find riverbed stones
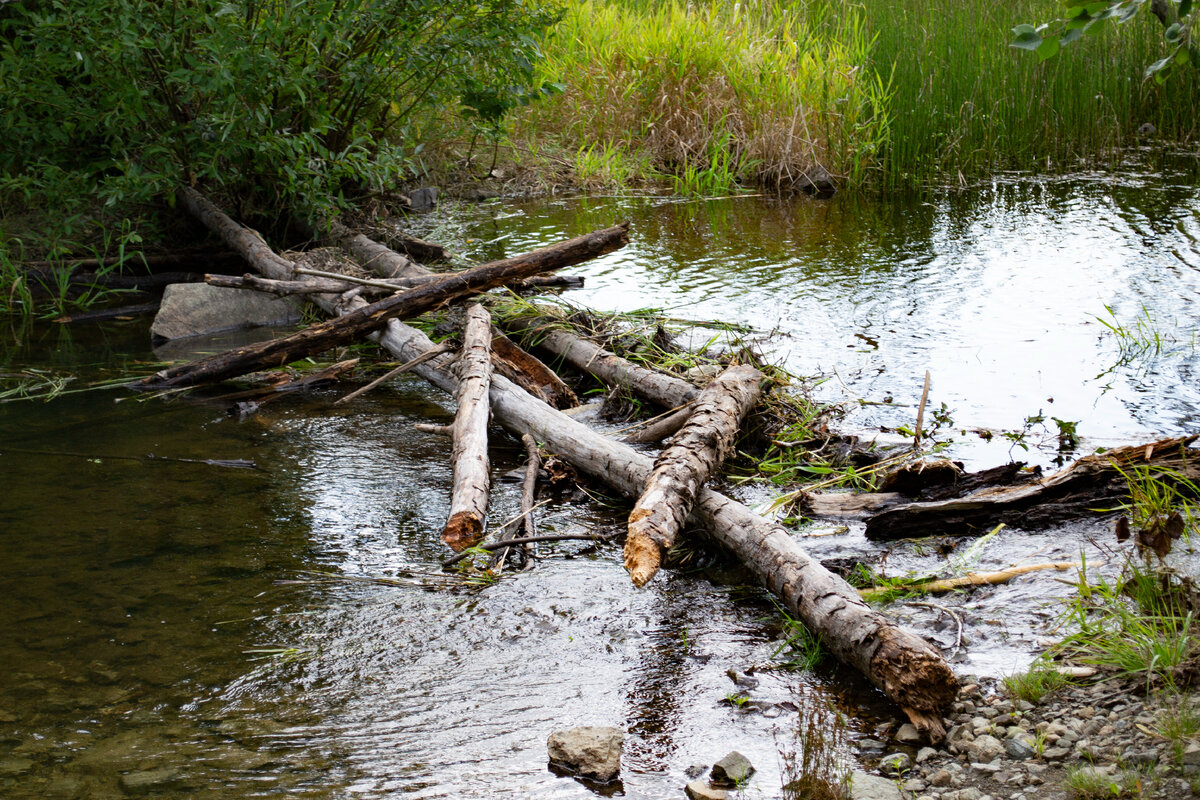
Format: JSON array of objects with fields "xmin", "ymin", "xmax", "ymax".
[
  {"xmin": 546, "ymin": 726, "xmax": 624, "ymax": 782},
  {"xmin": 684, "ymin": 779, "xmax": 728, "ymax": 800},
  {"xmin": 709, "ymin": 750, "xmax": 754, "ymax": 787},
  {"xmin": 118, "ymin": 767, "xmax": 183, "ymax": 794},
  {"xmin": 895, "ymin": 723, "xmax": 923, "ymax": 744},
  {"xmin": 150, "ymin": 284, "xmax": 302, "ymax": 341},
  {"xmin": 849, "ymin": 770, "xmax": 903, "ymax": 800},
  {"xmin": 878, "ymin": 752, "xmax": 910, "ymax": 777}
]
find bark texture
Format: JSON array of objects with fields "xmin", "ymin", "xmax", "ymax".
[
  {"xmin": 625, "ymin": 365, "xmax": 762, "ymax": 587},
  {"xmin": 443, "ymin": 305, "xmax": 494, "ymax": 551},
  {"xmin": 624, "ymin": 404, "xmax": 693, "ymax": 444},
  {"xmin": 490, "ymin": 332, "xmax": 578, "ymax": 410}
]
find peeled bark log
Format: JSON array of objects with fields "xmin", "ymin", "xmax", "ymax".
[
  {"xmin": 625, "ymin": 365, "xmax": 762, "ymax": 586},
  {"xmin": 322, "ymin": 219, "xmax": 424, "ymax": 278},
  {"xmin": 137, "ymin": 220, "xmax": 629, "ymax": 391},
  {"xmin": 864, "ymin": 436, "xmax": 1199, "ymax": 540},
  {"xmin": 178, "ymin": 187, "xmax": 296, "ymax": 279},
  {"xmin": 444, "ymin": 305, "xmax": 494, "ymax": 552},
  {"xmin": 500, "ymin": 315, "xmax": 700, "ymax": 409},
  {"xmin": 369, "ymin": 319, "xmax": 956, "ymax": 741}
]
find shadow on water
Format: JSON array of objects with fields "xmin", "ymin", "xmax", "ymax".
[{"xmin": 3, "ymin": 170, "xmax": 1200, "ymax": 797}]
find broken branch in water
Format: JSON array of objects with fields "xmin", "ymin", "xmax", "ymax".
[
  {"xmin": 441, "ymin": 530, "xmax": 615, "ymax": 570},
  {"xmin": 334, "ymin": 342, "xmax": 456, "ymax": 406},
  {"xmin": 0, "ymin": 448, "xmax": 258, "ymax": 469},
  {"xmin": 858, "ymin": 561, "xmax": 1095, "ymax": 601}
]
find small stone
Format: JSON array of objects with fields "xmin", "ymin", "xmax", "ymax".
[
  {"xmin": 1016, "ymin": 700, "xmax": 1035, "ymax": 712},
  {"xmin": 848, "ymin": 770, "xmax": 903, "ymax": 800},
  {"xmin": 118, "ymin": 768, "xmax": 182, "ymax": 794},
  {"xmin": 968, "ymin": 735, "xmax": 1004, "ymax": 763},
  {"xmin": 1041, "ymin": 745, "xmax": 1070, "ymax": 762},
  {"xmin": 929, "ymin": 768, "xmax": 952, "ymax": 787},
  {"xmin": 896, "ymin": 723, "xmax": 923, "ymax": 745},
  {"xmin": 916, "ymin": 747, "xmax": 937, "ymax": 764},
  {"xmin": 971, "ymin": 759, "xmax": 1001, "ymax": 776},
  {"xmin": 1181, "ymin": 742, "xmax": 1200, "ymax": 767},
  {"xmin": 902, "ymin": 778, "xmax": 928, "ymax": 792},
  {"xmin": 407, "ymin": 187, "xmax": 438, "ymax": 212},
  {"xmin": 685, "ymin": 779, "xmax": 728, "ymax": 800},
  {"xmin": 878, "ymin": 752, "xmax": 910, "ymax": 777},
  {"xmin": 725, "ymin": 670, "xmax": 760, "ymax": 690},
  {"xmin": 856, "ymin": 737, "xmax": 886, "ymax": 755},
  {"xmin": 710, "ymin": 751, "xmax": 754, "ymax": 788},
  {"xmin": 547, "ymin": 726, "xmax": 624, "ymax": 782},
  {"xmin": 1005, "ymin": 736, "xmax": 1036, "ymax": 760},
  {"xmin": 1122, "ymin": 748, "xmax": 1157, "ymax": 766},
  {"xmin": 684, "ymin": 764, "xmax": 707, "ymax": 779}
]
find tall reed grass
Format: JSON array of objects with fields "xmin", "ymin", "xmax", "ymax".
[
  {"xmin": 860, "ymin": 0, "xmax": 1200, "ymax": 187},
  {"xmin": 515, "ymin": 0, "xmax": 889, "ymax": 194},
  {"xmin": 514, "ymin": 0, "xmax": 1198, "ymax": 193}
]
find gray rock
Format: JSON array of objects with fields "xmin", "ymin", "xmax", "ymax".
[
  {"xmin": 1004, "ymin": 736, "xmax": 1036, "ymax": 760},
  {"xmin": 407, "ymin": 187, "xmax": 438, "ymax": 212},
  {"xmin": 878, "ymin": 752, "xmax": 910, "ymax": 777},
  {"xmin": 684, "ymin": 764, "xmax": 708, "ymax": 779},
  {"xmin": 150, "ymin": 284, "xmax": 301, "ymax": 341},
  {"xmin": 1041, "ymin": 745, "xmax": 1070, "ymax": 762},
  {"xmin": 929, "ymin": 768, "xmax": 952, "ymax": 787},
  {"xmin": 849, "ymin": 770, "xmax": 903, "ymax": 800},
  {"xmin": 685, "ymin": 779, "xmax": 728, "ymax": 800},
  {"xmin": 916, "ymin": 746, "xmax": 938, "ymax": 764},
  {"xmin": 895, "ymin": 723, "xmax": 923, "ymax": 744},
  {"xmin": 710, "ymin": 751, "xmax": 754, "ymax": 787},
  {"xmin": 0, "ymin": 756, "xmax": 34, "ymax": 776},
  {"xmin": 118, "ymin": 768, "xmax": 182, "ymax": 794},
  {"xmin": 1182, "ymin": 742, "xmax": 1200, "ymax": 767},
  {"xmin": 547, "ymin": 726, "xmax": 624, "ymax": 782},
  {"xmin": 968, "ymin": 734, "xmax": 1004, "ymax": 763}
]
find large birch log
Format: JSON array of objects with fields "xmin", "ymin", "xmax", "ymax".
[
  {"xmin": 500, "ymin": 314, "xmax": 701, "ymax": 409},
  {"xmin": 443, "ymin": 305, "xmax": 494, "ymax": 551},
  {"xmin": 625, "ymin": 365, "xmax": 762, "ymax": 586},
  {"xmin": 369, "ymin": 319, "xmax": 957, "ymax": 741},
  {"xmin": 137, "ymin": 223, "xmax": 629, "ymax": 391},
  {"xmin": 862, "ymin": 436, "xmax": 1199, "ymax": 540}
]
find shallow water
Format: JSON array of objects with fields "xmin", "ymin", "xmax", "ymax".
[{"xmin": 4, "ymin": 171, "xmax": 1200, "ymax": 797}]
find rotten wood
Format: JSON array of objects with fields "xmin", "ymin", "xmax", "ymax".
[
  {"xmin": 137, "ymin": 212, "xmax": 629, "ymax": 391},
  {"xmin": 367, "ymin": 317, "xmax": 957, "ymax": 741},
  {"xmin": 500, "ymin": 314, "xmax": 701, "ymax": 410},
  {"xmin": 380, "ymin": 228, "xmax": 446, "ymax": 262},
  {"xmin": 443, "ymin": 304, "xmax": 494, "ymax": 552},
  {"xmin": 333, "ymin": 342, "xmax": 456, "ymax": 406},
  {"xmin": 863, "ymin": 436, "xmax": 1200, "ymax": 540},
  {"xmin": 207, "ymin": 359, "xmax": 360, "ymax": 405},
  {"xmin": 625, "ymin": 364, "xmax": 762, "ymax": 587},
  {"xmin": 490, "ymin": 331, "xmax": 578, "ymax": 410},
  {"xmin": 414, "ymin": 423, "xmax": 453, "ymax": 436}
]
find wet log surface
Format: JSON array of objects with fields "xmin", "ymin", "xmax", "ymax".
[
  {"xmin": 625, "ymin": 364, "xmax": 762, "ymax": 587},
  {"xmin": 443, "ymin": 305, "xmax": 494, "ymax": 552},
  {"xmin": 862, "ymin": 436, "xmax": 1199, "ymax": 539}
]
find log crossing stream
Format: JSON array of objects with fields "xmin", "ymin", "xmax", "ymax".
[{"xmin": 3, "ymin": 171, "xmax": 1200, "ymax": 797}]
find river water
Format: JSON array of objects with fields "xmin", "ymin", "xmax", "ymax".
[{"xmin": 3, "ymin": 169, "xmax": 1199, "ymax": 798}]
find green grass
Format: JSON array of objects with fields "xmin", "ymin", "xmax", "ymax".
[
  {"xmin": 515, "ymin": 0, "xmax": 889, "ymax": 195},
  {"xmin": 860, "ymin": 0, "xmax": 1200, "ymax": 187},
  {"xmin": 1003, "ymin": 658, "xmax": 1070, "ymax": 704},
  {"xmin": 1156, "ymin": 692, "xmax": 1200, "ymax": 765},
  {"xmin": 1064, "ymin": 764, "xmax": 1147, "ymax": 799}
]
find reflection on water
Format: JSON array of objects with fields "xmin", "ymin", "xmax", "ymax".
[{"xmin": 3, "ymin": 173, "xmax": 1200, "ymax": 797}]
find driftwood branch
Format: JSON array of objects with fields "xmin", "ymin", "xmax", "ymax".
[
  {"xmin": 333, "ymin": 342, "xmax": 456, "ymax": 406},
  {"xmin": 625, "ymin": 365, "xmax": 762, "ymax": 586},
  {"xmin": 443, "ymin": 305, "xmax": 494, "ymax": 552},
  {"xmin": 859, "ymin": 561, "xmax": 1092, "ymax": 601},
  {"xmin": 624, "ymin": 403, "xmax": 694, "ymax": 444}
]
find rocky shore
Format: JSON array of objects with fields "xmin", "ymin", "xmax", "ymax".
[{"xmin": 858, "ymin": 676, "xmax": 1200, "ymax": 800}]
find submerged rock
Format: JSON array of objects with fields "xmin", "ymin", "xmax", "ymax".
[
  {"xmin": 546, "ymin": 726, "xmax": 623, "ymax": 782},
  {"xmin": 150, "ymin": 284, "xmax": 302, "ymax": 341}
]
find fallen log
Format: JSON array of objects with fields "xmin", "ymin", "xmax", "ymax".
[
  {"xmin": 369, "ymin": 318, "xmax": 957, "ymax": 741},
  {"xmin": 500, "ymin": 314, "xmax": 700, "ymax": 409},
  {"xmin": 208, "ymin": 359, "xmax": 360, "ymax": 407},
  {"xmin": 625, "ymin": 364, "xmax": 762, "ymax": 587},
  {"xmin": 136, "ymin": 222, "xmax": 629, "ymax": 391},
  {"xmin": 489, "ymin": 432, "xmax": 542, "ymax": 572},
  {"xmin": 863, "ymin": 436, "xmax": 1200, "ymax": 540},
  {"xmin": 443, "ymin": 305, "xmax": 494, "ymax": 552},
  {"xmin": 53, "ymin": 301, "xmax": 161, "ymax": 324},
  {"xmin": 624, "ymin": 403, "xmax": 694, "ymax": 444},
  {"xmin": 490, "ymin": 332, "xmax": 578, "ymax": 410},
  {"xmin": 859, "ymin": 561, "xmax": 1091, "ymax": 601}
]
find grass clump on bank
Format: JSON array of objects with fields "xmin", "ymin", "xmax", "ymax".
[{"xmin": 511, "ymin": 0, "xmax": 890, "ymax": 194}]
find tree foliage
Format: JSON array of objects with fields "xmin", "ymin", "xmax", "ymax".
[
  {"xmin": 0, "ymin": 0, "xmax": 561, "ymax": 223},
  {"xmin": 1012, "ymin": 0, "xmax": 1197, "ymax": 82}
]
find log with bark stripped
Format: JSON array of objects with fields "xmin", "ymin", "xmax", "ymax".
[
  {"xmin": 443, "ymin": 305, "xmax": 494, "ymax": 551},
  {"xmin": 625, "ymin": 364, "xmax": 762, "ymax": 586}
]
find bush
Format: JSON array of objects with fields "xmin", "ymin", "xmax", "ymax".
[{"xmin": 0, "ymin": 0, "xmax": 561, "ymax": 226}]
